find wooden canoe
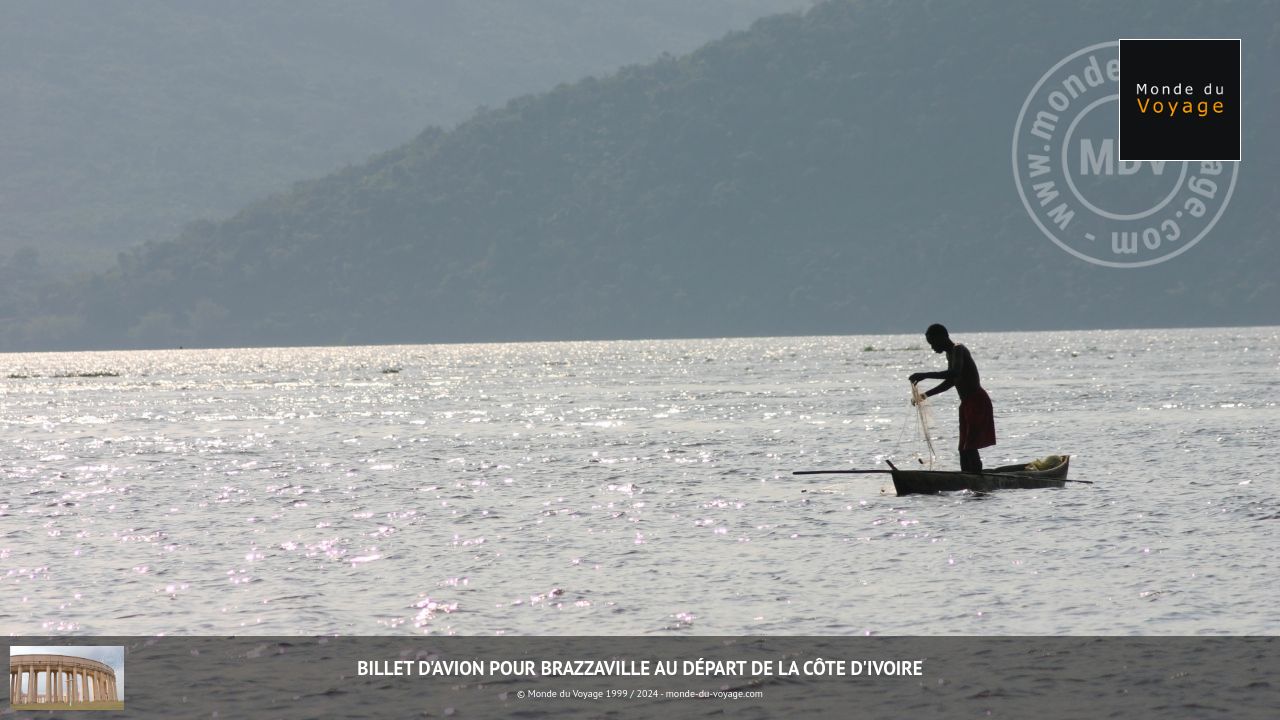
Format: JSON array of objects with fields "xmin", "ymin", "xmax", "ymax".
[{"xmin": 889, "ymin": 455, "xmax": 1070, "ymax": 495}]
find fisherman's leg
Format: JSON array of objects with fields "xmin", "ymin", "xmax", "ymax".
[{"xmin": 959, "ymin": 449, "xmax": 982, "ymax": 473}]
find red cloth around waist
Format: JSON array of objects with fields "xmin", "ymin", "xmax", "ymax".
[{"xmin": 958, "ymin": 388, "xmax": 996, "ymax": 450}]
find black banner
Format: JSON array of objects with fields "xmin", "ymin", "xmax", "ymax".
[{"xmin": 6, "ymin": 637, "xmax": 1278, "ymax": 718}]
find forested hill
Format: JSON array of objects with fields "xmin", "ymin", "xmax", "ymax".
[{"xmin": 5, "ymin": 0, "xmax": 1276, "ymax": 350}]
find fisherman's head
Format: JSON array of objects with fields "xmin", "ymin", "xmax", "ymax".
[{"xmin": 925, "ymin": 323, "xmax": 950, "ymax": 353}]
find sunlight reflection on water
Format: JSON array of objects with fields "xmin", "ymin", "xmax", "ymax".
[{"xmin": 1, "ymin": 327, "xmax": 1277, "ymax": 635}]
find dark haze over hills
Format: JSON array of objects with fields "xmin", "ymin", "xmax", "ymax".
[
  {"xmin": 2, "ymin": 0, "xmax": 1276, "ymax": 350},
  {"xmin": 0, "ymin": 0, "xmax": 809, "ymax": 271}
]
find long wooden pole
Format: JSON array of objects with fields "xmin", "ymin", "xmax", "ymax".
[{"xmin": 791, "ymin": 469, "xmax": 892, "ymax": 475}]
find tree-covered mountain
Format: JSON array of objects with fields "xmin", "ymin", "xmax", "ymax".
[
  {"xmin": 4, "ymin": 0, "xmax": 1276, "ymax": 350},
  {"xmin": 0, "ymin": 0, "xmax": 809, "ymax": 272}
]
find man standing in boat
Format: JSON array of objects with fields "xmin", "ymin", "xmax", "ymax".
[{"xmin": 908, "ymin": 324, "xmax": 995, "ymax": 473}]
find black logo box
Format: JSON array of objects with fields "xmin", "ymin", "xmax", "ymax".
[{"xmin": 1119, "ymin": 38, "xmax": 1241, "ymax": 161}]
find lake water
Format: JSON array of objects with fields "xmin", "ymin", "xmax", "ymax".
[{"xmin": 1, "ymin": 327, "xmax": 1276, "ymax": 636}]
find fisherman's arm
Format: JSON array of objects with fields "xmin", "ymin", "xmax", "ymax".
[
  {"xmin": 908, "ymin": 348, "xmax": 966, "ymax": 396},
  {"xmin": 909, "ymin": 370, "xmax": 949, "ymax": 382},
  {"xmin": 923, "ymin": 379, "xmax": 954, "ymax": 398}
]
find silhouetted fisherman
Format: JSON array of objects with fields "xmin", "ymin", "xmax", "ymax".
[{"xmin": 908, "ymin": 324, "xmax": 995, "ymax": 472}]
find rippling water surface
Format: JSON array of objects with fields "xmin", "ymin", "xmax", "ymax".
[{"xmin": 2, "ymin": 328, "xmax": 1276, "ymax": 635}]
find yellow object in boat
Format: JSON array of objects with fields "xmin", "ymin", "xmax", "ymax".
[{"xmin": 1026, "ymin": 455, "xmax": 1064, "ymax": 471}]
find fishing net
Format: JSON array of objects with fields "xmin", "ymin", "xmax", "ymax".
[{"xmin": 910, "ymin": 382, "xmax": 937, "ymax": 469}]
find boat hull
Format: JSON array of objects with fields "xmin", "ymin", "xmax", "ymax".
[{"xmin": 891, "ymin": 456, "xmax": 1070, "ymax": 495}]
